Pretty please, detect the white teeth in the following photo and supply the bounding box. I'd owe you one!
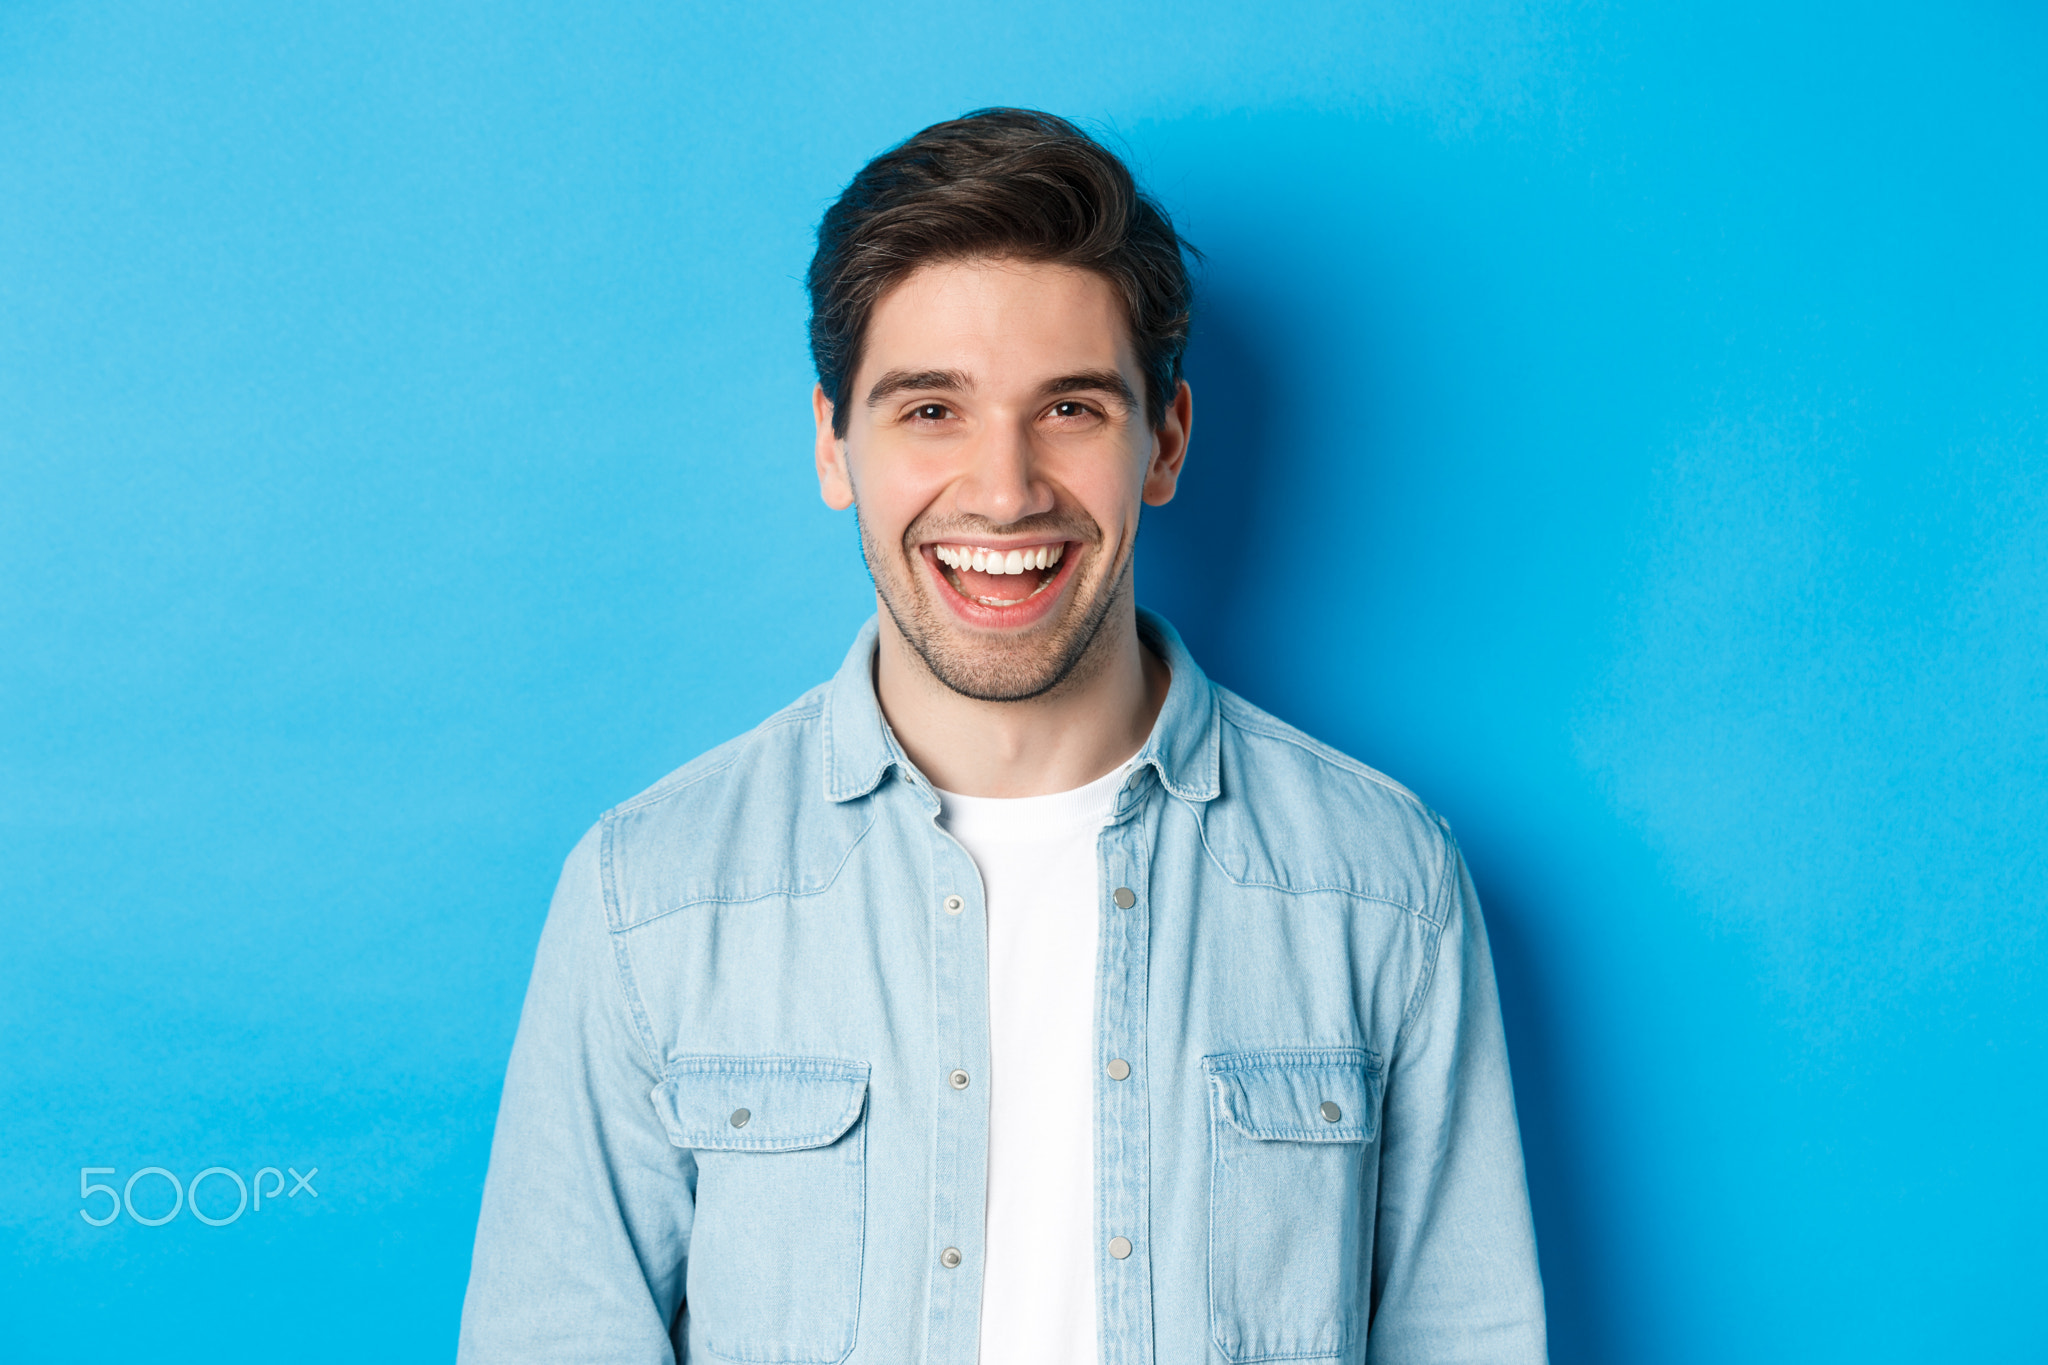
[934,543,1065,577]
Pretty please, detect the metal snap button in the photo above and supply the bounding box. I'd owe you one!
[1319,1101,1342,1123]
[1107,1236,1132,1259]
[1105,1058,1131,1081]
[940,1246,963,1268]
[943,894,964,914]
[730,1108,750,1128]
[1112,887,1136,909]
[949,1069,971,1090]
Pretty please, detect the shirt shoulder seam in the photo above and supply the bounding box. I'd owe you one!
[1391,829,1463,1058]
[595,820,668,1075]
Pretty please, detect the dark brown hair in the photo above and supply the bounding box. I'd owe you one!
[807,107,1196,436]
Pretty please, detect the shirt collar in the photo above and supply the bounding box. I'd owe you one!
[821,607,1221,805]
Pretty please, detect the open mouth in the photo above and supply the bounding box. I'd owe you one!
[931,541,1069,607]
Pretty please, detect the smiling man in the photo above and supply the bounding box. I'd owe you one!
[459,109,1547,1365]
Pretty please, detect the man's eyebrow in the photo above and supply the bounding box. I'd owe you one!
[1042,370,1137,407]
[866,369,970,406]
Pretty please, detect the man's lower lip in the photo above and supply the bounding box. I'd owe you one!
[921,545,1079,629]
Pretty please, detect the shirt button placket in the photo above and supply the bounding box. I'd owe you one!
[1098,841,1154,1365]
[928,849,990,1361]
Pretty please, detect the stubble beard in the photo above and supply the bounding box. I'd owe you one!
[857,507,1132,704]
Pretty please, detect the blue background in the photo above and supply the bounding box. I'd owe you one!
[3,1,2043,1359]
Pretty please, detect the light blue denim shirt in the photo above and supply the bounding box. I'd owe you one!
[459,610,1546,1364]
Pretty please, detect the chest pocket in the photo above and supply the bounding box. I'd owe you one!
[653,1056,870,1365]
[1204,1047,1382,1364]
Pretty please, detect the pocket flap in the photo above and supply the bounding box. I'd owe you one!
[652,1055,870,1152]
[1204,1047,1381,1143]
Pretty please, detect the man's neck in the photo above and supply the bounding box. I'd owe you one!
[873,606,1170,799]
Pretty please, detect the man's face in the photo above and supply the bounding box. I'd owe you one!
[814,257,1189,702]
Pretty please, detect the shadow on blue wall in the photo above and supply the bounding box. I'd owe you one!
[1139,289,1275,667]
[1476,869,1618,1365]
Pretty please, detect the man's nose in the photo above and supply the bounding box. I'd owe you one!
[954,419,1054,526]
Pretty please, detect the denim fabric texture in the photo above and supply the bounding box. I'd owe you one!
[458,610,1547,1364]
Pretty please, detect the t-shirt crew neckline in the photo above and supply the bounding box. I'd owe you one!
[932,757,1134,837]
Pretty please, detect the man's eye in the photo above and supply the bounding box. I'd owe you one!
[912,403,951,421]
[1051,401,1094,419]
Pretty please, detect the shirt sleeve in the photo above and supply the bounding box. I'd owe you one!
[1367,836,1548,1364]
[458,824,693,1364]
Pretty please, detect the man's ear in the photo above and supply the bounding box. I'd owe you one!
[814,383,856,510]
[1141,379,1194,506]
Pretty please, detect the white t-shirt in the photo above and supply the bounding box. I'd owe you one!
[935,761,1129,1365]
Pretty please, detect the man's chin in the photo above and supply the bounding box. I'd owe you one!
[886,586,1115,705]
[901,628,1079,703]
